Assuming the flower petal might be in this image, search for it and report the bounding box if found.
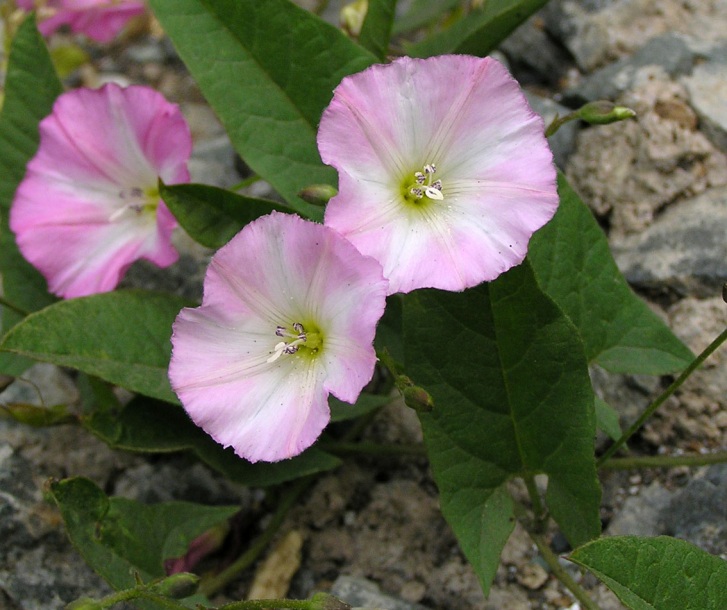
[19,0,146,42]
[169,212,388,462]
[10,84,191,298]
[319,55,558,294]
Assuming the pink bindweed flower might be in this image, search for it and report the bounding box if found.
[10,83,191,298]
[168,212,388,463]
[318,55,559,294]
[17,0,146,43]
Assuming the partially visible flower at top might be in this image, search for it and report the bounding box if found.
[168,212,388,463]
[318,55,558,295]
[10,83,191,298]
[16,0,146,43]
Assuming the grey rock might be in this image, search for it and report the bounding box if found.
[541,0,618,70]
[612,187,727,297]
[663,464,727,557]
[682,58,727,152]
[499,14,572,87]
[566,33,696,104]
[331,575,429,610]
[0,444,112,610]
[525,92,579,168]
[606,481,672,537]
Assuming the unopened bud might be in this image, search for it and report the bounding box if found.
[576,101,636,125]
[402,385,434,412]
[149,573,200,599]
[310,592,352,610]
[340,0,368,37]
[298,184,338,206]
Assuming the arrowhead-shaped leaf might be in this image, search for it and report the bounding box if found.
[49,477,237,607]
[147,0,375,215]
[569,536,727,610]
[529,174,693,375]
[160,182,292,249]
[359,0,397,60]
[84,396,343,487]
[0,290,189,403]
[404,262,600,594]
[405,0,549,58]
[0,14,61,373]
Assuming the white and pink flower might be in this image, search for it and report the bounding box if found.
[169,212,388,463]
[10,83,191,298]
[17,0,146,43]
[318,54,558,294]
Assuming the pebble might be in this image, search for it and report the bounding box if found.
[612,186,727,296]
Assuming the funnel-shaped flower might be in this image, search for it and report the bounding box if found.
[17,0,146,42]
[169,212,388,463]
[10,84,191,298]
[319,55,558,294]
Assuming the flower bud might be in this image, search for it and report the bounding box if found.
[298,184,338,206]
[402,385,435,413]
[310,592,352,610]
[340,0,368,37]
[149,573,200,599]
[576,101,636,125]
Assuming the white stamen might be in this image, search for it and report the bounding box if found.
[424,186,444,200]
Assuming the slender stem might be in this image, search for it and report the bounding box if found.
[0,295,29,317]
[217,599,311,610]
[87,587,189,610]
[598,325,727,466]
[229,174,262,191]
[200,476,313,597]
[523,474,547,530]
[319,440,426,457]
[601,451,727,470]
[529,532,604,610]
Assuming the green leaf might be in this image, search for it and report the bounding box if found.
[84,396,342,487]
[359,0,397,60]
[392,0,461,36]
[49,477,237,607]
[147,0,376,215]
[0,290,189,403]
[569,536,727,610]
[529,174,694,375]
[405,0,548,58]
[160,182,292,249]
[404,262,600,594]
[0,14,61,374]
[595,396,622,441]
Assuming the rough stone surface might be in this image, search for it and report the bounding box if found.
[611,187,727,296]
[566,33,697,105]
[663,464,727,558]
[682,57,727,152]
[566,74,727,235]
[606,481,672,537]
[543,0,727,71]
[332,575,428,610]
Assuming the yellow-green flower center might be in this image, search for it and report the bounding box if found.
[267,322,323,363]
[110,186,159,221]
[400,163,444,206]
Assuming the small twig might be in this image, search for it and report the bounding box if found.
[600,451,727,470]
[598,325,727,466]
